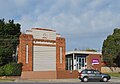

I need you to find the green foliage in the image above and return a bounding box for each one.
[0,19,21,66]
[0,63,22,76]
[102,28,120,67]
[85,48,97,52]
[0,47,12,65]
[0,66,4,76]
[0,19,21,36]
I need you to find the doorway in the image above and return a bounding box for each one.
[76,56,86,71]
[66,58,73,70]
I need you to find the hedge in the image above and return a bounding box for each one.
[0,62,22,76]
[0,66,4,76]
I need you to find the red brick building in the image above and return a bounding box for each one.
[66,51,102,72]
[18,28,102,79]
[18,28,68,79]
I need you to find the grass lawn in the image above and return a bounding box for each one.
[106,73,120,77]
[0,79,15,82]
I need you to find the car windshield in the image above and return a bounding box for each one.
[94,70,100,74]
[81,69,101,74]
[81,70,86,74]
[87,70,92,74]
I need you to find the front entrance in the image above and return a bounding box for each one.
[66,58,73,70]
[76,56,86,72]
[66,54,87,71]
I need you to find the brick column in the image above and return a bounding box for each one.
[56,37,66,71]
[18,34,33,71]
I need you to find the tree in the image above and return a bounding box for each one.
[0,19,21,66]
[102,28,120,67]
[85,48,97,52]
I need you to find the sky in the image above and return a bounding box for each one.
[0,0,120,51]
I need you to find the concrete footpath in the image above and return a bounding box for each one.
[1,76,120,83]
[14,78,81,83]
[14,77,120,83]
[110,76,120,83]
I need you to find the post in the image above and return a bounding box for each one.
[73,53,76,70]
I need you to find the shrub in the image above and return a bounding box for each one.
[0,66,4,76]
[0,62,22,76]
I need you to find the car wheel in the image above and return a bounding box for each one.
[102,77,108,82]
[83,77,88,82]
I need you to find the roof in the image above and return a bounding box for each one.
[31,28,56,32]
[66,51,102,55]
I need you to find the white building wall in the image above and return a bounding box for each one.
[32,29,56,40]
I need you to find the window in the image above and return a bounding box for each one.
[87,70,92,74]
[94,70,100,74]
[66,58,73,70]
[81,70,86,74]
[60,47,62,64]
[26,45,28,64]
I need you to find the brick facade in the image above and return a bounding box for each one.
[86,54,101,71]
[18,28,67,79]
[66,51,102,72]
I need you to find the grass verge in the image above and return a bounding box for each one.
[0,79,15,82]
[106,73,120,77]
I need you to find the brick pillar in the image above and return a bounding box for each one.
[56,37,66,71]
[18,34,33,71]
